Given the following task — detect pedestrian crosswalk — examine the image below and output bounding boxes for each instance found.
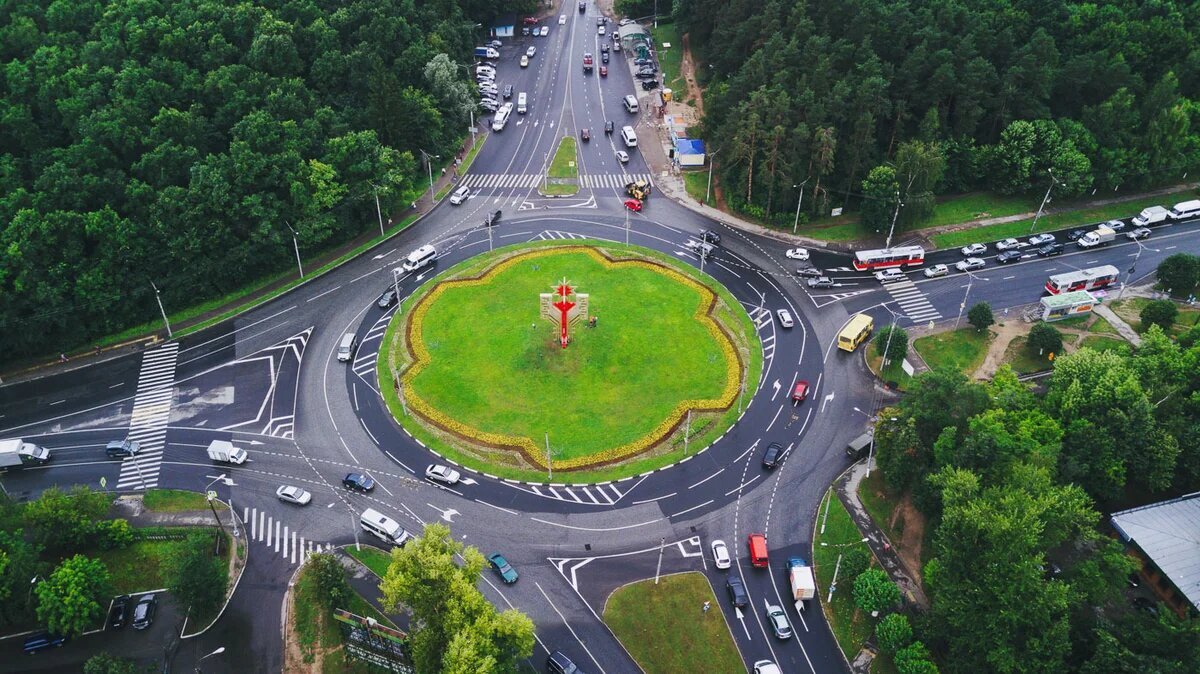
[746,306,777,364]
[515,480,633,505]
[115,343,178,490]
[243,506,330,566]
[883,278,943,323]
[460,173,653,190]
[531,230,594,241]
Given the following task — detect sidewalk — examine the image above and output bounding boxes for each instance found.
[834,461,929,610]
[1092,303,1143,347]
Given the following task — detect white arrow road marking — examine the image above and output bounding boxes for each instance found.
[821,391,835,412]
[371,249,395,260]
[459,477,478,486]
[427,504,459,523]
[771,379,781,401]
[248,440,264,445]
[735,606,751,639]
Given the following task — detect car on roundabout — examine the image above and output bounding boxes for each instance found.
[761,441,786,469]
[488,553,519,583]
[342,473,375,493]
[623,198,642,212]
[791,380,809,404]
[711,539,731,569]
[425,464,461,486]
[766,604,793,640]
[785,247,810,260]
[776,309,794,328]
[276,485,312,505]
[377,288,398,309]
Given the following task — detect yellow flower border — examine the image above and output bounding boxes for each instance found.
[400,245,744,470]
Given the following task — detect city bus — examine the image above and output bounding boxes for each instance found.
[837,313,874,352]
[852,246,925,271]
[1045,265,1119,294]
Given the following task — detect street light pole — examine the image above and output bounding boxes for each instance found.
[150,281,173,338]
[1116,240,1159,301]
[792,178,810,233]
[954,270,988,328]
[284,221,304,279]
[369,182,385,237]
[1029,169,1059,233]
[705,149,721,205]
[195,646,226,673]
[418,149,438,197]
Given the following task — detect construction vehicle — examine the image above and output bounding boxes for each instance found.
[625,179,651,200]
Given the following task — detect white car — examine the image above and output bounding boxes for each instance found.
[711,539,731,570]
[785,247,810,261]
[776,309,795,328]
[479,84,498,95]
[540,26,549,36]
[598,26,606,35]
[955,257,985,272]
[559,14,567,24]
[1126,227,1152,240]
[276,485,312,506]
[1027,233,1056,246]
[615,150,629,163]
[520,55,529,68]
[425,464,461,486]
[923,263,949,278]
[874,268,904,282]
[526,46,537,58]
[476,65,495,76]
[449,185,471,205]
[994,237,1021,250]
[753,660,782,674]
[960,243,986,256]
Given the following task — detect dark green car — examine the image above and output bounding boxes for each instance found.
[488,553,518,584]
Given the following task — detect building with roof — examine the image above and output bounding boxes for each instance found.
[492,14,515,38]
[1111,492,1200,616]
[674,138,706,167]
[1038,290,1096,322]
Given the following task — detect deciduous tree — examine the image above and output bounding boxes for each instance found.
[852,568,900,615]
[35,555,110,638]
[967,302,994,332]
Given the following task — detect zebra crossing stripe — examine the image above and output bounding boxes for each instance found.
[115,343,177,490]
[461,173,652,190]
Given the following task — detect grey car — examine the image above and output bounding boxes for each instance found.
[807,276,834,288]
[766,604,793,640]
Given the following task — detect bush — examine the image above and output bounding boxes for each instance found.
[23,486,110,551]
[96,520,133,550]
[1140,299,1178,332]
[876,613,914,652]
[967,302,994,331]
[894,640,939,674]
[1026,322,1063,358]
[83,653,137,674]
[874,325,910,363]
[307,552,350,609]
[163,533,227,618]
[1178,324,1200,349]
[1155,253,1199,294]
[840,546,872,587]
[853,568,901,615]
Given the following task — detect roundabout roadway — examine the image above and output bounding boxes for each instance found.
[5,3,1200,672]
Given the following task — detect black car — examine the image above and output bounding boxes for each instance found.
[640,80,658,90]
[604,120,614,134]
[109,594,130,629]
[761,442,785,469]
[635,71,658,80]
[634,57,653,65]
[132,594,157,630]
[996,250,1023,264]
[377,288,398,309]
[580,128,590,141]
[547,650,580,674]
[601,52,609,64]
[726,576,749,608]
[1066,228,1088,241]
[485,209,502,226]
[22,632,66,654]
[502,84,513,99]
[342,473,375,492]
[699,229,721,245]
[1037,243,1064,257]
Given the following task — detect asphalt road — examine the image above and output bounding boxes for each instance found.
[4,2,1200,673]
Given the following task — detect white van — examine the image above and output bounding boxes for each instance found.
[517,92,527,114]
[359,508,412,547]
[448,184,470,205]
[1169,199,1200,221]
[492,104,511,131]
[402,244,437,272]
[623,94,639,113]
[621,125,638,148]
[337,333,357,362]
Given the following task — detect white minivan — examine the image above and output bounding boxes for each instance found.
[1169,199,1200,221]
[449,184,470,204]
[337,333,357,362]
[621,125,638,148]
[623,94,639,113]
[402,244,437,272]
[359,508,412,547]
[517,92,527,114]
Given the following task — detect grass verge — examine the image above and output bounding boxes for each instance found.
[345,545,392,578]
[913,328,994,374]
[143,489,225,513]
[1001,336,1054,375]
[603,573,742,674]
[1080,335,1131,353]
[649,21,685,95]
[866,351,912,391]
[930,190,1197,248]
[924,192,1035,228]
[542,181,579,196]
[457,135,487,176]
[813,489,878,660]
[549,136,579,179]
[683,170,711,205]
[93,529,231,596]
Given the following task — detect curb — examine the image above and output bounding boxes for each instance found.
[180,499,248,640]
[812,466,862,674]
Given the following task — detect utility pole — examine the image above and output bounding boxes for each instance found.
[370,183,385,237]
[792,178,810,233]
[1029,169,1059,233]
[284,221,304,279]
[418,149,438,197]
[150,281,173,338]
[684,410,692,455]
[955,271,987,328]
[884,189,903,250]
[625,206,631,245]
[705,149,721,205]
[545,432,552,481]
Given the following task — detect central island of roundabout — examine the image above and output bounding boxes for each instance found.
[377,242,763,483]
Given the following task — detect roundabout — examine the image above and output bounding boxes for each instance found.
[377,242,763,482]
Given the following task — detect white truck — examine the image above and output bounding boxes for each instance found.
[0,438,51,469]
[787,556,816,613]
[1132,205,1170,227]
[1077,225,1116,248]
[206,439,248,465]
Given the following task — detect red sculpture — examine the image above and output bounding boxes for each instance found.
[551,279,576,349]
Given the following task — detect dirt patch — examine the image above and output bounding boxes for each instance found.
[889,493,927,587]
[972,321,1028,380]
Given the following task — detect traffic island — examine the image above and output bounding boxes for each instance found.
[378,241,762,483]
[541,135,580,196]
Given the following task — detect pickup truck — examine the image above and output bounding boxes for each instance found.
[787,557,816,613]
[1077,225,1116,248]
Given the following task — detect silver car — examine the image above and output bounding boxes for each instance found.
[776,309,795,328]
[807,276,834,288]
[955,257,985,272]
[425,464,461,486]
[766,604,793,640]
[276,485,312,505]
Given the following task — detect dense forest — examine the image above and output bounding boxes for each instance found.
[676,0,1200,229]
[0,0,535,363]
[874,320,1200,672]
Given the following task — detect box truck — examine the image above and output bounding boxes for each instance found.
[206,440,248,465]
[787,557,816,613]
[0,438,50,469]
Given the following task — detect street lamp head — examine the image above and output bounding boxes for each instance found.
[211,647,226,655]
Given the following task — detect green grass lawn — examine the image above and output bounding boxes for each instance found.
[408,249,736,461]
[925,192,1035,228]
[683,170,711,205]
[866,350,912,391]
[1080,335,1131,354]
[93,529,231,596]
[649,22,686,95]
[345,545,392,578]
[1001,336,1055,375]
[813,489,878,660]
[1108,297,1200,334]
[912,328,994,374]
[542,181,579,196]
[603,573,743,674]
[548,136,578,179]
[804,221,880,242]
[143,489,225,512]
[931,190,1197,248]
[1088,316,1119,334]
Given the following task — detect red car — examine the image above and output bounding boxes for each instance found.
[791,380,809,405]
[523,16,539,25]
[600,65,608,77]
[623,198,642,212]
